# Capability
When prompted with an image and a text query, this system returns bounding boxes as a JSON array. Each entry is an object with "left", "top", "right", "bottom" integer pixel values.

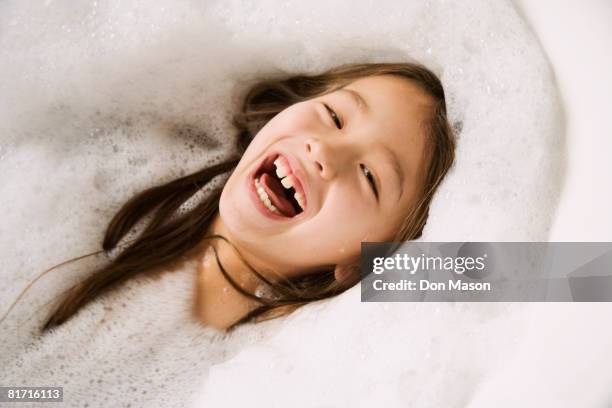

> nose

[{"left": 304, "top": 138, "right": 347, "bottom": 180}]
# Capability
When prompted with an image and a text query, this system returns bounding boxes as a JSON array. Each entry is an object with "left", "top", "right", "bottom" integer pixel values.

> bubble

[{"left": 0, "top": 0, "right": 562, "bottom": 406}]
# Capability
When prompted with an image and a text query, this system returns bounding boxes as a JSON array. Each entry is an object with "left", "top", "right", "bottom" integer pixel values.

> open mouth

[{"left": 252, "top": 153, "right": 306, "bottom": 218}]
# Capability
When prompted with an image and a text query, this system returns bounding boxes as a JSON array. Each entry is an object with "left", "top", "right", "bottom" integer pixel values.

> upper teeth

[
  {"left": 274, "top": 157, "right": 306, "bottom": 210},
  {"left": 281, "top": 176, "right": 293, "bottom": 189},
  {"left": 275, "top": 159, "right": 289, "bottom": 179}
]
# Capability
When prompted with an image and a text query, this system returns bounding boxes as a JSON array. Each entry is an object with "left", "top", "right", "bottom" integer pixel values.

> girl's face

[{"left": 219, "top": 74, "right": 433, "bottom": 279}]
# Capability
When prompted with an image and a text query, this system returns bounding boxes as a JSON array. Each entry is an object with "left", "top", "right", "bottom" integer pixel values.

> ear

[{"left": 334, "top": 263, "right": 361, "bottom": 286}]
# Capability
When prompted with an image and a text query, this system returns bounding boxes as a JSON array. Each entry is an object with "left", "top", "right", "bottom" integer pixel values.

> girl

[{"left": 11, "top": 62, "right": 455, "bottom": 332}]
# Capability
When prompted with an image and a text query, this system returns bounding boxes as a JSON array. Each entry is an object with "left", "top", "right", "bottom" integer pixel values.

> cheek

[
  {"left": 272, "top": 103, "right": 316, "bottom": 129},
  {"left": 316, "top": 190, "right": 379, "bottom": 241},
  {"left": 317, "top": 189, "right": 404, "bottom": 248},
  {"left": 235, "top": 103, "right": 318, "bottom": 172},
  {"left": 251, "top": 104, "right": 316, "bottom": 143}
]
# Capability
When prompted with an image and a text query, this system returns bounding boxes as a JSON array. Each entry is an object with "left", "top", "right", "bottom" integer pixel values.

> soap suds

[{"left": 0, "top": 0, "right": 563, "bottom": 407}]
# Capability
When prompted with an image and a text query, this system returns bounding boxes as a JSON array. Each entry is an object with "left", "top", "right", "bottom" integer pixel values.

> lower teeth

[{"left": 254, "top": 176, "right": 281, "bottom": 214}]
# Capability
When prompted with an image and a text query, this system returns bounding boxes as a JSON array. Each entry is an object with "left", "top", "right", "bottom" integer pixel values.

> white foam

[{"left": 0, "top": 0, "right": 563, "bottom": 407}]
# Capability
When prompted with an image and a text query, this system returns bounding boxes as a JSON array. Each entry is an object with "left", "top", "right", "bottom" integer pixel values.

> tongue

[{"left": 260, "top": 173, "right": 296, "bottom": 217}]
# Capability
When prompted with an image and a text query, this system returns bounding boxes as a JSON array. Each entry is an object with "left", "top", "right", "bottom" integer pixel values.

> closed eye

[
  {"left": 360, "top": 164, "right": 379, "bottom": 199},
  {"left": 323, "top": 103, "right": 377, "bottom": 200},
  {"left": 324, "top": 104, "right": 343, "bottom": 129}
]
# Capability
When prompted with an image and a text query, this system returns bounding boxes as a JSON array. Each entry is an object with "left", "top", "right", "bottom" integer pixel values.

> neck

[{"left": 192, "top": 214, "right": 264, "bottom": 331}]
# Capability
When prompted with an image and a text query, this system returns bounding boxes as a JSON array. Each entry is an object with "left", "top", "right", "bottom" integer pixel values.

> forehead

[
  {"left": 342, "top": 75, "right": 434, "bottom": 201},
  {"left": 345, "top": 75, "right": 434, "bottom": 133}
]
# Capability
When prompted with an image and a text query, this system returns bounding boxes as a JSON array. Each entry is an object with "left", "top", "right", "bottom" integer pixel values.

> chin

[
  {"left": 218, "top": 180, "right": 254, "bottom": 239},
  {"left": 218, "top": 184, "right": 239, "bottom": 231}
]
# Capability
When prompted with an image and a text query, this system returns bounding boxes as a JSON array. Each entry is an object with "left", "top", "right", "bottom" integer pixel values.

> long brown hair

[{"left": 24, "top": 62, "right": 455, "bottom": 332}]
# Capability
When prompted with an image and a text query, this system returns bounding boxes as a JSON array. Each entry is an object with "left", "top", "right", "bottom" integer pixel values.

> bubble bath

[{"left": 0, "top": 0, "right": 570, "bottom": 407}]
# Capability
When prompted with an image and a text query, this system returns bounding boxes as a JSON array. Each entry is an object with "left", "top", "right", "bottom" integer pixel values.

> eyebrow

[
  {"left": 340, "top": 88, "right": 368, "bottom": 114},
  {"left": 381, "top": 145, "right": 405, "bottom": 203}
]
